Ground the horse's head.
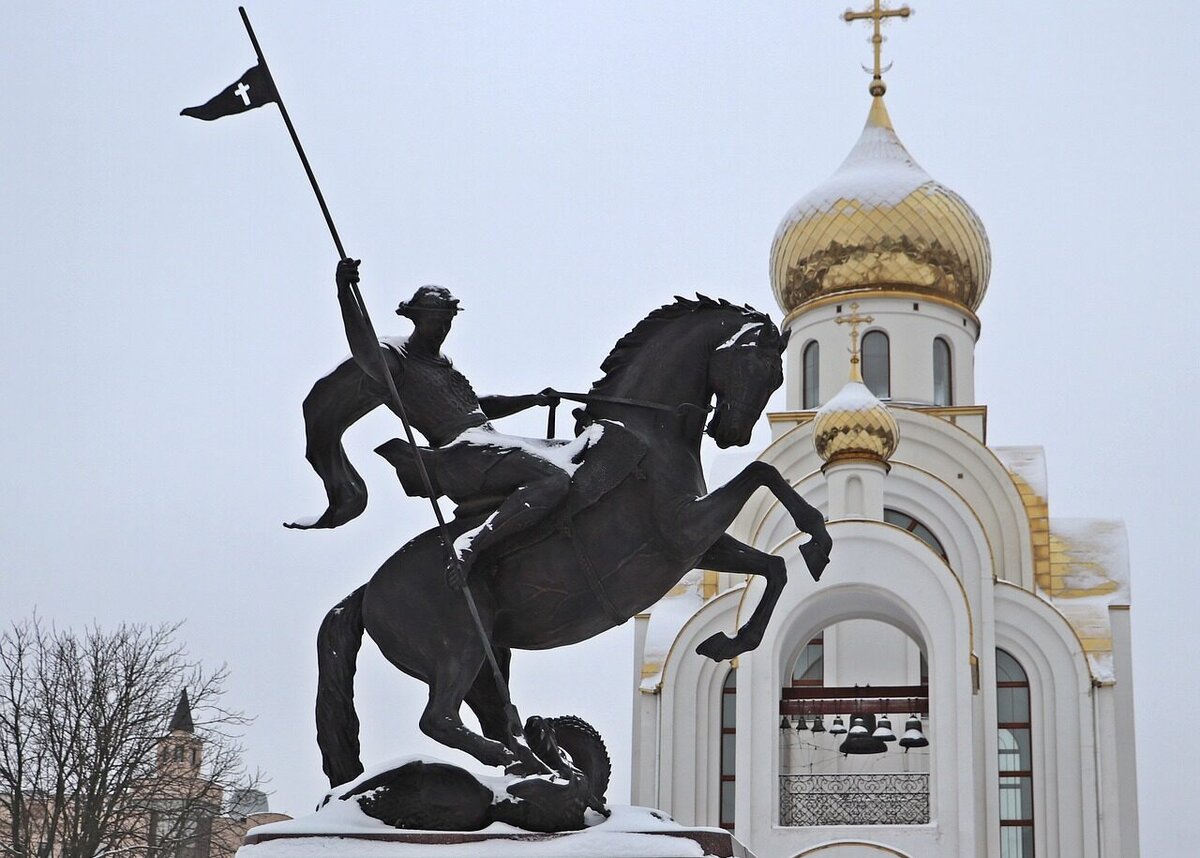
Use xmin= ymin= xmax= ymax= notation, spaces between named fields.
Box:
xmin=705 ymin=314 xmax=789 ymax=448
xmin=587 ymin=297 xmax=789 ymax=446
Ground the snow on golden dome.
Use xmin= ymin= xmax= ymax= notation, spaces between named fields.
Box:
xmin=812 ymin=302 xmax=899 ymax=465
xmin=771 ymin=96 xmax=991 ymax=316
xmin=813 ymin=376 xmax=899 ymax=465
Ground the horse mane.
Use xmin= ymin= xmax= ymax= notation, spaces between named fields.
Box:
xmin=590 ymin=294 xmax=777 ymax=396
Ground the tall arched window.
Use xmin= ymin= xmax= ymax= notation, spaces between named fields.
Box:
xmin=933 ymin=337 xmax=953 ymax=406
xmin=719 ymin=669 xmax=737 ymax=831
xmin=862 ymin=330 xmax=890 ymax=399
xmin=996 ymin=649 xmax=1034 ymax=857
xmin=802 ymin=341 xmax=820 ymax=408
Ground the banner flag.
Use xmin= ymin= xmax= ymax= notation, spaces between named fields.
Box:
xmin=181 ymin=63 xmax=278 ymax=121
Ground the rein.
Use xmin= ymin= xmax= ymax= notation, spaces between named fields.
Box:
xmin=542 ymin=389 xmax=712 ymax=439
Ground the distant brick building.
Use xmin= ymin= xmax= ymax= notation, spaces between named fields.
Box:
xmin=1 ymin=691 xmax=289 ymax=858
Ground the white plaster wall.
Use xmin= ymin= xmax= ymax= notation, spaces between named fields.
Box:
xmin=783 ymin=296 xmax=978 ymax=410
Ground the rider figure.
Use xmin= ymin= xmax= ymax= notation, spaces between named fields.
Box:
xmin=335 ymin=258 xmax=570 ymax=587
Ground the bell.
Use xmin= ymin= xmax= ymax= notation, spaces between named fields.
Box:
xmin=795 ymin=713 xmax=809 ymax=731
xmin=811 ymin=714 xmax=826 ymax=733
xmin=899 ymin=715 xmax=929 ymax=751
xmin=829 ymin=715 xmax=848 ymax=735
xmin=780 ymin=716 xmax=791 ymax=731
xmin=839 ymin=716 xmax=887 ymax=755
xmin=873 ymin=715 xmax=897 ymax=742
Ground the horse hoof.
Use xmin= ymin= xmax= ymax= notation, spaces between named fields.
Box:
xmin=801 ymin=541 xmax=829 ymax=581
xmin=696 ymin=632 xmax=736 ymax=662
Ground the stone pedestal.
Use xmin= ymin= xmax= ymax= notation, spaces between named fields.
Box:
xmin=240 ymin=809 xmax=754 ymax=857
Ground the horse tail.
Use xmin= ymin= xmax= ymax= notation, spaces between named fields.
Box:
xmin=316 ymin=585 xmax=367 ymax=787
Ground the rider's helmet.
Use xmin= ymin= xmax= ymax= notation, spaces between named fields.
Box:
xmin=396 ymin=285 xmax=462 ymax=319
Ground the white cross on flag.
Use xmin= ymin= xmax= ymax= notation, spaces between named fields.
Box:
xmin=181 ymin=63 xmax=278 ymax=121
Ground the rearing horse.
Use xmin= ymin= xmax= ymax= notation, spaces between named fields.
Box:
xmin=315 ymin=296 xmax=832 ymax=787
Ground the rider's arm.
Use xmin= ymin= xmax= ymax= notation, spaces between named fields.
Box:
xmin=479 ymin=389 xmax=559 ymax=420
xmin=336 ymin=259 xmax=392 ymax=387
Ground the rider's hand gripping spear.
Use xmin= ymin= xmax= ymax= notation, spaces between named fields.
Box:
xmin=182 ymin=7 xmax=526 ymax=747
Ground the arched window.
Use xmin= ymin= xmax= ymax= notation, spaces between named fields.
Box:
xmin=996 ymin=649 xmax=1034 ymax=857
xmin=933 ymin=337 xmax=953 ymax=406
xmin=790 ymin=633 xmax=824 ymax=685
xmin=719 ymin=669 xmax=737 ymax=831
xmin=884 ymin=508 xmax=948 ymax=561
xmin=802 ymin=341 xmax=820 ymax=408
xmin=862 ymin=330 xmax=890 ymax=399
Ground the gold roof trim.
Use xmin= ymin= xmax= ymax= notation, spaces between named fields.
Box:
xmin=781 ymin=288 xmax=981 ymax=333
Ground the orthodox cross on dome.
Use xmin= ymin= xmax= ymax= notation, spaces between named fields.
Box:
xmin=843 ymin=0 xmax=913 ymax=96
xmin=835 ymin=301 xmax=874 ymax=382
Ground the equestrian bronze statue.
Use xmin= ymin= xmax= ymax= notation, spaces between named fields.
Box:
xmin=297 ymin=261 xmax=832 ymax=796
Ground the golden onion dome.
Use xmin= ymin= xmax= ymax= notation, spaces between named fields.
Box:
xmin=771 ymin=96 xmax=991 ymax=315
xmin=812 ymin=371 xmax=899 ymax=466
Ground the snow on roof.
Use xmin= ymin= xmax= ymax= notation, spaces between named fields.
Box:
xmin=1049 ymin=519 xmax=1130 ymax=603
xmin=817 ymin=380 xmax=886 ymax=415
xmin=773 ymin=100 xmax=935 ymax=243
xmin=993 ymin=446 xmax=1048 ymax=501
xmin=1039 ymin=518 xmax=1131 ymax=684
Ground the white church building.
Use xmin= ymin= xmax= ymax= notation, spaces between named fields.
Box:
xmin=629 ymin=21 xmax=1139 ymax=858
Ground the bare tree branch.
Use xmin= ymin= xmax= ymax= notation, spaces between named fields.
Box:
xmin=0 ymin=619 xmax=262 ymax=858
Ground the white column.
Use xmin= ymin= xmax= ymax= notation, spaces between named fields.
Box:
xmin=823 ymin=458 xmax=888 ymax=521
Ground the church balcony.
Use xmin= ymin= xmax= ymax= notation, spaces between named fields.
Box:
xmin=779 ymin=772 xmax=930 ymax=826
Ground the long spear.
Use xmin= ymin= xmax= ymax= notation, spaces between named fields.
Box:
xmin=224 ymin=7 xmax=523 ymax=738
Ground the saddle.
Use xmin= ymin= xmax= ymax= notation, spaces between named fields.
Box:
xmin=374 ymin=420 xmax=647 ymax=521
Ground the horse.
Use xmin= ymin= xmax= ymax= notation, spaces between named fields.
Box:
xmin=315 ymin=296 xmax=832 ymax=787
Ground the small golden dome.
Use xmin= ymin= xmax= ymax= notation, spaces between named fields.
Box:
xmin=771 ymin=96 xmax=991 ymax=315
xmin=812 ymin=376 xmax=899 ymax=465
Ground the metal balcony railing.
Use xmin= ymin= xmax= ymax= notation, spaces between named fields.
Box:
xmin=779 ymin=772 xmax=930 ymax=826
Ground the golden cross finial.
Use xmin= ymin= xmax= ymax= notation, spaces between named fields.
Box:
xmin=835 ymin=302 xmax=874 ymax=382
xmin=843 ymin=1 xmax=912 ymax=96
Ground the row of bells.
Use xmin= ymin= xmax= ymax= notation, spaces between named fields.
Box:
xmin=780 ymin=714 xmax=929 ymax=754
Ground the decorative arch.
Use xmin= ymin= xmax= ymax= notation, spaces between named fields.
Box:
xmin=731 ymin=523 xmax=978 ymax=857
xmin=790 ymin=842 xmax=917 ymax=858
xmin=993 ymin=582 xmax=1100 ymax=858
xmin=735 ymin=408 xmax=1033 ymax=589
xmin=651 ymin=585 xmax=747 ymax=826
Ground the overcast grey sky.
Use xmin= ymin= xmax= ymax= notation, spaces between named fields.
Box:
xmin=2 ymin=2 xmax=1196 ymax=851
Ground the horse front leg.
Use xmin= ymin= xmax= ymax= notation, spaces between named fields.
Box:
xmin=673 ymin=461 xmax=831 ymax=581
